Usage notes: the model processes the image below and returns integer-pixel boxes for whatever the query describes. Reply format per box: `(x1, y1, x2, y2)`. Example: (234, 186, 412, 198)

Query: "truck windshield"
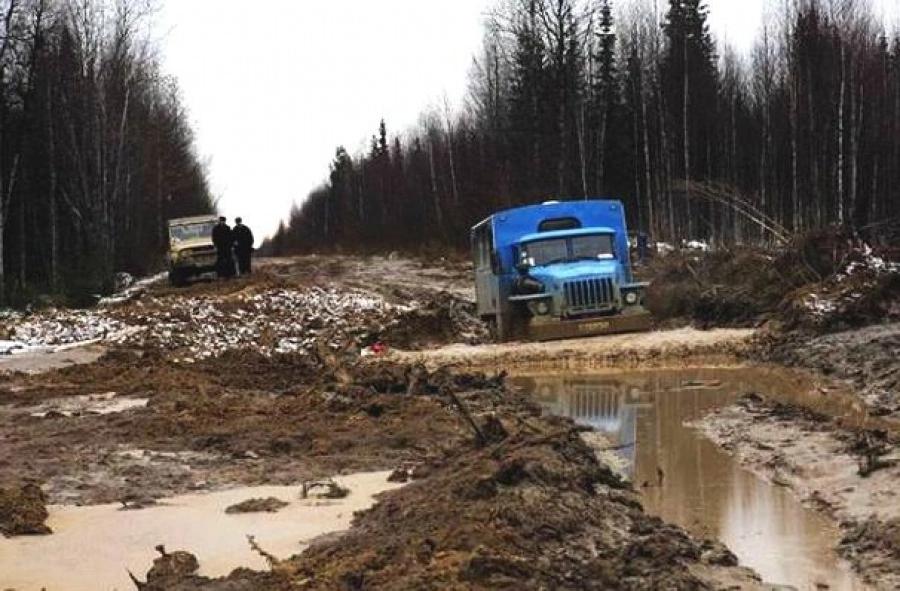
(170, 222, 215, 243)
(521, 234, 615, 267)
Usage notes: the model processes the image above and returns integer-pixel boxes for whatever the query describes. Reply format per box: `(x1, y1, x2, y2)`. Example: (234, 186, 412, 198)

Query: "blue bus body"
(471, 200, 650, 341)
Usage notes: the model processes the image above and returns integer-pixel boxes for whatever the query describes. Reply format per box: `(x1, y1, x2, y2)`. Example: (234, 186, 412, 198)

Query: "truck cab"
(471, 200, 650, 341)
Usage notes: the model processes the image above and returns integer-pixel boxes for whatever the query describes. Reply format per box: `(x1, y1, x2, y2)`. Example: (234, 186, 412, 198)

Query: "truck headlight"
(625, 291, 639, 305)
(529, 300, 551, 316)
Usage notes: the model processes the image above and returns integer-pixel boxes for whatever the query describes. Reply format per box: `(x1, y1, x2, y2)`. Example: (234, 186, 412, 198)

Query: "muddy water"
(0, 471, 401, 591)
(512, 368, 869, 591)
(27, 392, 149, 417)
(0, 344, 105, 375)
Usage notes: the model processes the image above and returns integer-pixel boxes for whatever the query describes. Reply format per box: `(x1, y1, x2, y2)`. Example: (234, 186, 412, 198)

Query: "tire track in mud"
(391, 326, 756, 374)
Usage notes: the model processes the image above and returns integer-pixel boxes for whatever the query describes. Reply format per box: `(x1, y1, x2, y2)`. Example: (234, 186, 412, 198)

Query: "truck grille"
(564, 278, 615, 314)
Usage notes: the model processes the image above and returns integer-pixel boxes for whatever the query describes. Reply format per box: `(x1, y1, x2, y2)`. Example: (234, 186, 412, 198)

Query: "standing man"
(212, 216, 235, 279)
(233, 217, 255, 275)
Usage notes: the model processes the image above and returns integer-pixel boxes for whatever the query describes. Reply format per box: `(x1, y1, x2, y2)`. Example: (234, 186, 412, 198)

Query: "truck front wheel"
(168, 268, 188, 287)
(487, 313, 515, 343)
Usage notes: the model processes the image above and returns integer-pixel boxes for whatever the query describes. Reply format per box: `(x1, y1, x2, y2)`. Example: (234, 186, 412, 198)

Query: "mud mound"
(137, 566, 286, 591)
(147, 546, 200, 580)
(0, 482, 50, 537)
(188, 349, 322, 391)
(839, 517, 900, 586)
(0, 348, 322, 405)
(225, 497, 289, 514)
(0, 255, 480, 368)
(3, 269, 412, 363)
(281, 414, 752, 589)
(131, 545, 249, 591)
(137, 424, 760, 590)
(378, 292, 488, 349)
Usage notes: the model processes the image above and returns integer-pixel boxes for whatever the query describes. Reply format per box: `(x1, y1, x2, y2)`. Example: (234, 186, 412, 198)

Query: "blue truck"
(470, 200, 650, 341)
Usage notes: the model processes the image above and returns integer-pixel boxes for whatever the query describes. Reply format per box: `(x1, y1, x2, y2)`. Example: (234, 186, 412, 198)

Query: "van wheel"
(168, 269, 187, 287)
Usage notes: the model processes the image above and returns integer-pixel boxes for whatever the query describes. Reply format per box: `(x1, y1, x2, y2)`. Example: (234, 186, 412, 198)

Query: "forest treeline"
(0, 0, 213, 303)
(269, 0, 900, 255)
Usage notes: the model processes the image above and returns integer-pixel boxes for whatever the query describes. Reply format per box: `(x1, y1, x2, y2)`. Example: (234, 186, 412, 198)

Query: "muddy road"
(0, 253, 897, 590)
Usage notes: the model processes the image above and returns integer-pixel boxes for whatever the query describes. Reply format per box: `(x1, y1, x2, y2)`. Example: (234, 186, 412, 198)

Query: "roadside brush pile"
(646, 248, 786, 328)
(779, 241, 900, 333)
(647, 227, 900, 334)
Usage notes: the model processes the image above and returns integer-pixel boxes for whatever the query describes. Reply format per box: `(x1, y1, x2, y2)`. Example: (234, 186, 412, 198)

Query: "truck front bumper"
(172, 256, 218, 275)
(525, 309, 652, 342)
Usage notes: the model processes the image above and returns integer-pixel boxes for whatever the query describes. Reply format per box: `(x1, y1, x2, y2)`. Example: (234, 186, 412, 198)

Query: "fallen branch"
(247, 534, 282, 570)
(301, 479, 350, 499)
(858, 457, 897, 478)
(681, 181, 790, 245)
(127, 570, 145, 590)
(444, 386, 486, 446)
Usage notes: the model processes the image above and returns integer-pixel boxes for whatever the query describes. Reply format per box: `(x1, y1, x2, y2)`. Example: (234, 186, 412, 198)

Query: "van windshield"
(521, 234, 615, 267)
(170, 222, 215, 243)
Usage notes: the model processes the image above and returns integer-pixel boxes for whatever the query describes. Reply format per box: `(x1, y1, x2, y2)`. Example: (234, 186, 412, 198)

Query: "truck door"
(472, 223, 497, 318)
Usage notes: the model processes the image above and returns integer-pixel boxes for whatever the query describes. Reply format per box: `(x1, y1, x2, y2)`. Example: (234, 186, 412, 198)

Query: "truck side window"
(473, 225, 494, 271)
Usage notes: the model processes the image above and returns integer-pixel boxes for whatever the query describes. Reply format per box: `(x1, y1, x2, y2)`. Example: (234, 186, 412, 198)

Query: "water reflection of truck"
(524, 375, 647, 476)
(167, 215, 219, 286)
(470, 200, 650, 341)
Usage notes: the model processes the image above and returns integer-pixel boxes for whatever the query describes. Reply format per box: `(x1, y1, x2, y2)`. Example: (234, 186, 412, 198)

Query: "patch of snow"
(0, 340, 33, 356)
(837, 244, 900, 281)
(99, 272, 168, 307)
(682, 239, 711, 252)
(803, 294, 837, 318)
(28, 392, 149, 418)
(12, 310, 130, 348)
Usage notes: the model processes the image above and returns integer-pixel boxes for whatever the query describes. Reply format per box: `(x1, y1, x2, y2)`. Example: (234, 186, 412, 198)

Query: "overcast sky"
(156, 0, 899, 238)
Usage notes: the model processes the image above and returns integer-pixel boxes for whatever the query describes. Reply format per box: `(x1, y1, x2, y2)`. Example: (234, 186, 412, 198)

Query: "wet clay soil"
(1, 255, 893, 590)
(512, 367, 871, 591)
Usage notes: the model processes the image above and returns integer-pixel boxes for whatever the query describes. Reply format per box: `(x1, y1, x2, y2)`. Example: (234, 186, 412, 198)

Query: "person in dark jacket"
(232, 217, 255, 275)
(212, 216, 235, 278)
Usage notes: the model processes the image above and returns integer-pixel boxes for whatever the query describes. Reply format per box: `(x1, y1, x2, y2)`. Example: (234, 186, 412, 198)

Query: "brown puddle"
(512, 367, 870, 591)
(0, 471, 401, 591)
